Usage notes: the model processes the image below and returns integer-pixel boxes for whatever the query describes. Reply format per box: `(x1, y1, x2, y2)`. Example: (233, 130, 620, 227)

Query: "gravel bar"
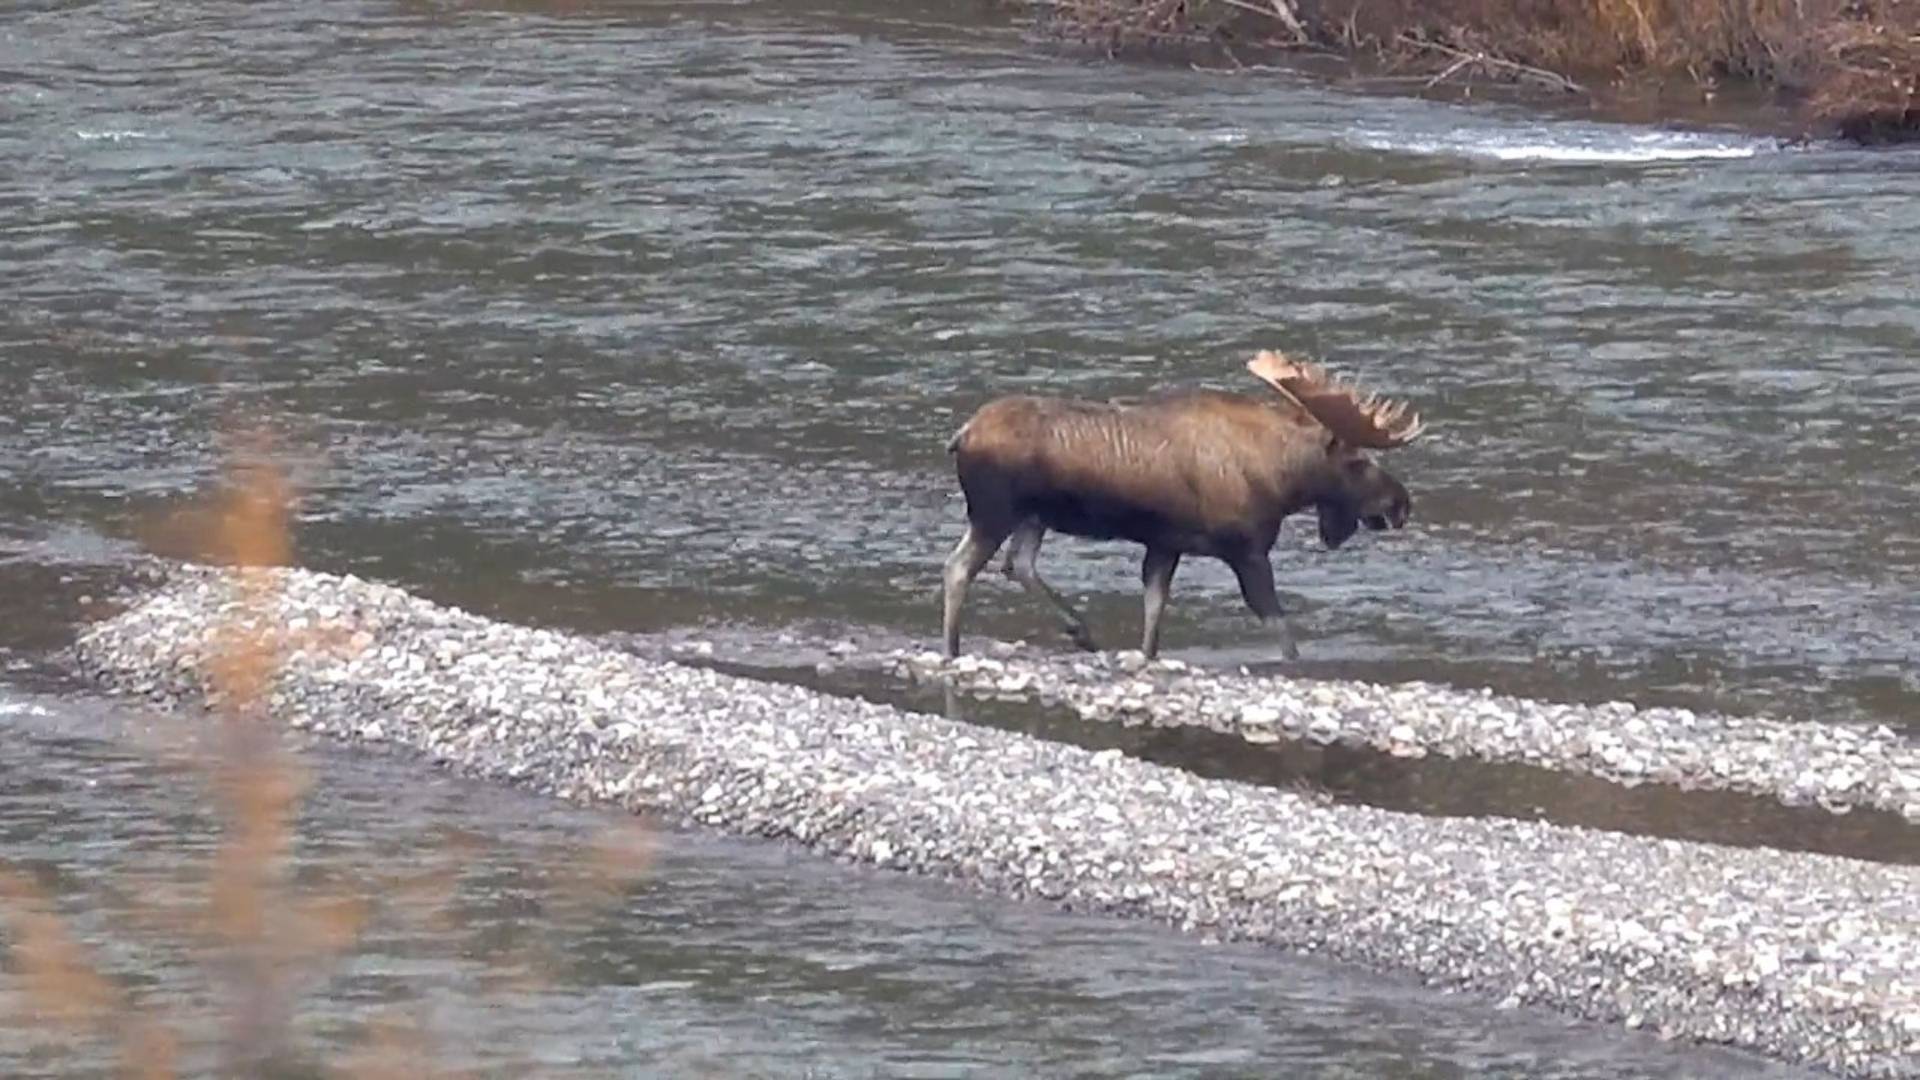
(882, 649, 1920, 823)
(67, 565, 1920, 1077)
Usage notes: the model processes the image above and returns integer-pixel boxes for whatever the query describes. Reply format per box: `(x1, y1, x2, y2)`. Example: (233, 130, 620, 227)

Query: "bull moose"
(940, 350, 1425, 660)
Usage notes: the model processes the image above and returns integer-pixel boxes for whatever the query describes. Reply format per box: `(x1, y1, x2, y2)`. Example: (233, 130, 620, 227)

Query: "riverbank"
(1018, 0, 1920, 141)
(68, 564, 1920, 1078)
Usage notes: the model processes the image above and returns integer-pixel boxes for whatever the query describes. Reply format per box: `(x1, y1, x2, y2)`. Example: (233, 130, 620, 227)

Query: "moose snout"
(1366, 493, 1411, 532)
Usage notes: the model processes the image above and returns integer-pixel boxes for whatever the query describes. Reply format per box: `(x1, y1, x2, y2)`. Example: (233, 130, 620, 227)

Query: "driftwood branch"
(1396, 33, 1587, 94)
(1214, 0, 1308, 43)
(1424, 55, 1477, 88)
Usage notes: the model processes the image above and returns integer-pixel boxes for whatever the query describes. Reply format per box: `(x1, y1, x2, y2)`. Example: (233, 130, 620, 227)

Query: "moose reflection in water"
(942, 351, 1425, 660)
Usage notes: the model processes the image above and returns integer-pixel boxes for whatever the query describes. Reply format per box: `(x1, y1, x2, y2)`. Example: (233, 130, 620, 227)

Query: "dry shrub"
(1036, 0, 1920, 137)
(1806, 6, 1920, 140)
(0, 422, 655, 1076)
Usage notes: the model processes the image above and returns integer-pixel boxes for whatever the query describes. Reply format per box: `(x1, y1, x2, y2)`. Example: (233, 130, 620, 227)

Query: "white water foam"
(72, 128, 159, 143)
(1349, 125, 1771, 164)
(0, 695, 53, 719)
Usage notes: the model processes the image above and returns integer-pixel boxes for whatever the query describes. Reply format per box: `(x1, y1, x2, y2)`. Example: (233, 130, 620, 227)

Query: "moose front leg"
(1225, 549, 1302, 662)
(1140, 546, 1181, 659)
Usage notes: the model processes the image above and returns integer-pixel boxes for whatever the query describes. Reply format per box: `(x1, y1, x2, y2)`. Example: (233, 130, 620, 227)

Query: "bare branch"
(1214, 0, 1308, 43)
(1397, 33, 1587, 94)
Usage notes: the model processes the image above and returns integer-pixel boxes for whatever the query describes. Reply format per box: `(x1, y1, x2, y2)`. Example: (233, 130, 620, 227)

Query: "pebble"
(63, 564, 1920, 1079)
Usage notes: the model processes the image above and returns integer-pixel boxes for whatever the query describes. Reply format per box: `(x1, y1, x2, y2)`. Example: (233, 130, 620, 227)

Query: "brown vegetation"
(1035, 0, 1920, 139)
(0, 425, 652, 1076)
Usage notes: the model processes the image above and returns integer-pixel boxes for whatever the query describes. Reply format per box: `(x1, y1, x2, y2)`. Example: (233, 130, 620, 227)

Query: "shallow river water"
(0, 0, 1913, 1071)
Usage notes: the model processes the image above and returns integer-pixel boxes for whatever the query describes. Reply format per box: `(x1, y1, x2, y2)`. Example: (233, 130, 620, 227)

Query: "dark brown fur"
(941, 388, 1412, 659)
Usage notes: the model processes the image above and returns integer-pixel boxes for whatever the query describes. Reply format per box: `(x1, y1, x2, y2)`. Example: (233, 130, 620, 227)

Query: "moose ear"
(1317, 499, 1360, 550)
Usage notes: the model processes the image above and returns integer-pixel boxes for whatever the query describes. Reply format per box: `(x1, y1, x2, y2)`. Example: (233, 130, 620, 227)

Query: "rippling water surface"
(0, 0, 1913, 1070)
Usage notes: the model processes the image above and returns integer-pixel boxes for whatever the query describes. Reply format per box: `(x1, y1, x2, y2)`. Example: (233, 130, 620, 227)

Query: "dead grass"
(0, 424, 654, 1076)
(1035, 0, 1920, 138)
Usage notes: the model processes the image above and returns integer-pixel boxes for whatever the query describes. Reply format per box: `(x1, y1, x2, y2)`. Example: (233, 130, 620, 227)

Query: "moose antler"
(1246, 350, 1425, 449)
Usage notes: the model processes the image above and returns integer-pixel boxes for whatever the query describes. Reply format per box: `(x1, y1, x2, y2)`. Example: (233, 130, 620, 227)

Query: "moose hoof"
(1065, 625, 1099, 652)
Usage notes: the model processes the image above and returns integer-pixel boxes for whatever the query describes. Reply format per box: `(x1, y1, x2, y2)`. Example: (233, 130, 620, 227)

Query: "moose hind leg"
(1226, 550, 1302, 662)
(943, 523, 1007, 658)
(1139, 546, 1181, 659)
(1003, 520, 1097, 651)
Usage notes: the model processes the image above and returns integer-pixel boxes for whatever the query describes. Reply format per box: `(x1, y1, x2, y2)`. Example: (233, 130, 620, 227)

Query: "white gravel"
(882, 648, 1920, 823)
(66, 564, 1920, 1078)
